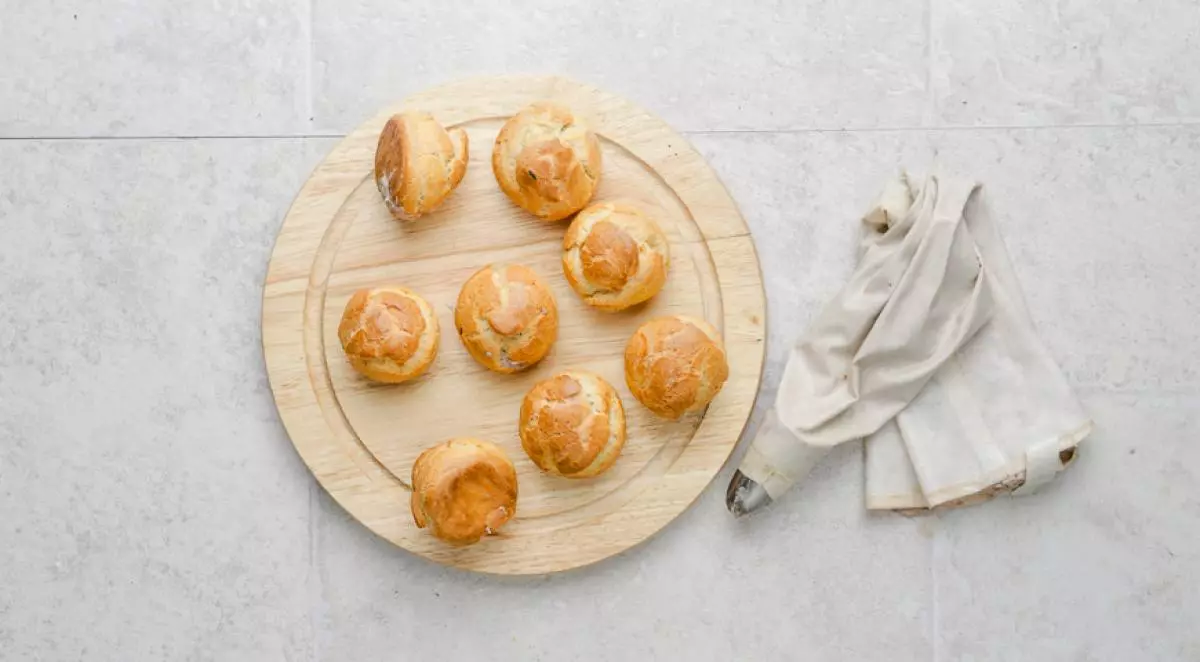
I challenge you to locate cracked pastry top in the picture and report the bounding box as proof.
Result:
[519,371,627,479]
[492,102,601,221]
[338,286,440,383]
[625,315,729,419]
[562,201,670,311]
[454,263,559,374]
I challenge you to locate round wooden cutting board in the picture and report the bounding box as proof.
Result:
[262,76,765,574]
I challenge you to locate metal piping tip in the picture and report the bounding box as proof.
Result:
[726,470,773,517]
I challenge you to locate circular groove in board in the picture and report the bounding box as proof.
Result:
[262,76,766,574]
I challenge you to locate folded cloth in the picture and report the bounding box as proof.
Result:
[732,173,1090,513]
[864,175,1092,510]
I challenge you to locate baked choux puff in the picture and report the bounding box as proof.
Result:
[492,102,601,221]
[410,438,518,545]
[624,315,729,419]
[374,111,468,220]
[337,286,439,383]
[519,371,626,478]
[562,202,670,311]
[455,263,558,373]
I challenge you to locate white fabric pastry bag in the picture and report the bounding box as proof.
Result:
[729,173,1091,513]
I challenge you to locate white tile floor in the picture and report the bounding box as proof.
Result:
[1,1,1197,660]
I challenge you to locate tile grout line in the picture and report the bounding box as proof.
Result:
[684,119,1200,134]
[307,482,322,662]
[0,134,346,141]
[931,518,942,662]
[926,3,940,658]
[4,119,1200,143]
[304,0,315,132]
[925,0,937,128]
[303,0,317,653]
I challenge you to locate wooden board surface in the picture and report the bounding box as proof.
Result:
[262,76,766,574]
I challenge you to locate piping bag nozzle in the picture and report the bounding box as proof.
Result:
[726,470,773,517]
[726,408,831,518]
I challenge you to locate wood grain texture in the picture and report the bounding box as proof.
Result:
[262,76,766,574]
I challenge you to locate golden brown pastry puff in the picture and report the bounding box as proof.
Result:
[410,438,518,545]
[455,263,558,373]
[337,286,440,383]
[624,315,729,419]
[374,111,468,220]
[519,371,626,478]
[492,102,601,221]
[562,202,670,311]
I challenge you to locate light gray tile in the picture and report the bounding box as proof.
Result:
[932,0,1200,126]
[0,1,311,137]
[314,445,933,661]
[687,127,1200,659]
[694,126,1200,395]
[310,0,930,133]
[933,392,1200,661]
[0,138,333,660]
[924,126,1200,392]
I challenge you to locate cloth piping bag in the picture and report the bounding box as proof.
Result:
[728,173,1089,515]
